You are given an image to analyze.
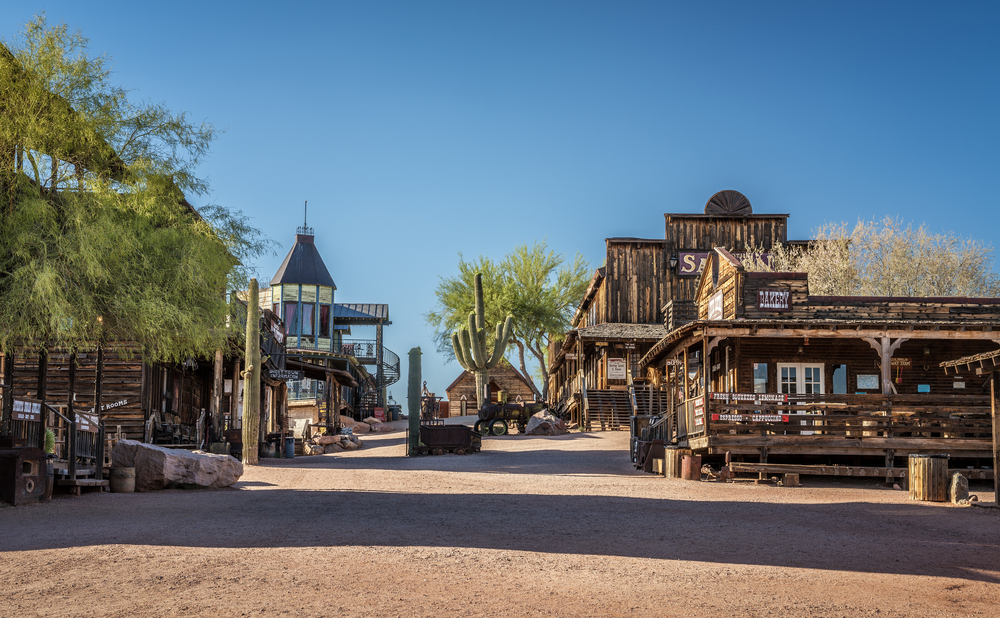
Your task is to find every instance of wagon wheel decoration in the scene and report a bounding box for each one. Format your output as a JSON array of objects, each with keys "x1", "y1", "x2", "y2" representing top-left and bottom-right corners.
[{"x1": 704, "y1": 190, "x2": 752, "y2": 215}]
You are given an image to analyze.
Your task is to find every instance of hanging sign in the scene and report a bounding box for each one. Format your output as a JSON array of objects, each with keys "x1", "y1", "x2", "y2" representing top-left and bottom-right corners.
[
  {"x1": 756, "y1": 288, "x2": 791, "y2": 312},
  {"x1": 890, "y1": 358, "x2": 912, "y2": 367},
  {"x1": 267, "y1": 369, "x2": 304, "y2": 381},
  {"x1": 607, "y1": 358, "x2": 627, "y2": 380},
  {"x1": 12, "y1": 400, "x2": 42, "y2": 422}
]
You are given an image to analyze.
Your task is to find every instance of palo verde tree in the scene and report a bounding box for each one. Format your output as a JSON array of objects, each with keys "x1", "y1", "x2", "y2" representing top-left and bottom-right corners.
[
  {"x1": 0, "y1": 16, "x2": 274, "y2": 361},
  {"x1": 427, "y1": 242, "x2": 590, "y2": 400},
  {"x1": 742, "y1": 217, "x2": 1000, "y2": 297}
]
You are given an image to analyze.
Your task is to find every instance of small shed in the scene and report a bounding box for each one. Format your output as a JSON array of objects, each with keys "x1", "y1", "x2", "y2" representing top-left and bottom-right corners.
[{"x1": 445, "y1": 364, "x2": 537, "y2": 414}]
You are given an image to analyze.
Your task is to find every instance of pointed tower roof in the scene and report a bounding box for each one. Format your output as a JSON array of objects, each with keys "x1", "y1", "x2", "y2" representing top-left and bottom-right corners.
[{"x1": 270, "y1": 230, "x2": 337, "y2": 289}]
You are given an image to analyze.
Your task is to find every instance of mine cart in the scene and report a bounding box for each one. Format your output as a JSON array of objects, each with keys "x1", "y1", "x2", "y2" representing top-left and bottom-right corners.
[
  {"x1": 0, "y1": 446, "x2": 48, "y2": 505},
  {"x1": 474, "y1": 402, "x2": 546, "y2": 436},
  {"x1": 416, "y1": 422, "x2": 480, "y2": 456}
]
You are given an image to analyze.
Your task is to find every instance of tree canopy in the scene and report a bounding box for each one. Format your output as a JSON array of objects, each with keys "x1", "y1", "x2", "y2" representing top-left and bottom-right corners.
[
  {"x1": 426, "y1": 242, "x2": 591, "y2": 398},
  {"x1": 743, "y1": 217, "x2": 1000, "y2": 297},
  {"x1": 0, "y1": 16, "x2": 273, "y2": 360}
]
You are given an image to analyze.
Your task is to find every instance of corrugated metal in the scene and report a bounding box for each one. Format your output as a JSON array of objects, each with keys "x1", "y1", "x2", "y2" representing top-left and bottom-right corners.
[{"x1": 334, "y1": 303, "x2": 390, "y2": 322}]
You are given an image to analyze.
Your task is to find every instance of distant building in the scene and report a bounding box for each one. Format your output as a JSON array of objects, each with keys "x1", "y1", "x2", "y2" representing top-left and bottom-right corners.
[{"x1": 445, "y1": 364, "x2": 537, "y2": 415}]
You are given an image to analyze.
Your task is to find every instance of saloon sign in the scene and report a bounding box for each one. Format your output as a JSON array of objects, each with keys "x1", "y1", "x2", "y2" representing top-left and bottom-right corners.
[
  {"x1": 676, "y1": 251, "x2": 771, "y2": 276},
  {"x1": 756, "y1": 288, "x2": 790, "y2": 312}
]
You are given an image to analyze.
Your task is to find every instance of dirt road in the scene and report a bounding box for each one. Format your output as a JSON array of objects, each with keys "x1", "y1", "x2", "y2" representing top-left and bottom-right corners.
[{"x1": 1, "y1": 426, "x2": 997, "y2": 617}]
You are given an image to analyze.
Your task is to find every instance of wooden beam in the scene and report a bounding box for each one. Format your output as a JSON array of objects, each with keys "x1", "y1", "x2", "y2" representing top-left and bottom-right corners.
[
  {"x1": 993, "y1": 376, "x2": 999, "y2": 503},
  {"x1": 706, "y1": 327, "x2": 1000, "y2": 342}
]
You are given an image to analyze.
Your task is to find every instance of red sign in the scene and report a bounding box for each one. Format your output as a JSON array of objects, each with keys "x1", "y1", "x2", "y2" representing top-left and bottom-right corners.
[
  {"x1": 374, "y1": 407, "x2": 385, "y2": 422},
  {"x1": 757, "y1": 288, "x2": 790, "y2": 311}
]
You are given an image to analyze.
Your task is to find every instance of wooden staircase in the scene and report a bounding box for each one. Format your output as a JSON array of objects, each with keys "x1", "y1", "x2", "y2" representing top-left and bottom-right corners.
[{"x1": 584, "y1": 389, "x2": 633, "y2": 430}]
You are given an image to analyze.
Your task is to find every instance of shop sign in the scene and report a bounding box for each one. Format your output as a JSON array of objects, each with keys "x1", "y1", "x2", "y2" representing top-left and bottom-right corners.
[
  {"x1": 607, "y1": 358, "x2": 627, "y2": 380},
  {"x1": 77, "y1": 412, "x2": 100, "y2": 433},
  {"x1": 665, "y1": 359, "x2": 683, "y2": 366},
  {"x1": 12, "y1": 399, "x2": 42, "y2": 422},
  {"x1": 708, "y1": 290, "x2": 724, "y2": 320},
  {"x1": 677, "y1": 252, "x2": 711, "y2": 276},
  {"x1": 268, "y1": 369, "x2": 304, "y2": 381},
  {"x1": 756, "y1": 288, "x2": 790, "y2": 312},
  {"x1": 711, "y1": 413, "x2": 790, "y2": 423},
  {"x1": 710, "y1": 392, "x2": 788, "y2": 403},
  {"x1": 271, "y1": 322, "x2": 285, "y2": 345},
  {"x1": 564, "y1": 353, "x2": 577, "y2": 360},
  {"x1": 100, "y1": 399, "x2": 130, "y2": 411},
  {"x1": 857, "y1": 375, "x2": 879, "y2": 390},
  {"x1": 890, "y1": 358, "x2": 911, "y2": 367}
]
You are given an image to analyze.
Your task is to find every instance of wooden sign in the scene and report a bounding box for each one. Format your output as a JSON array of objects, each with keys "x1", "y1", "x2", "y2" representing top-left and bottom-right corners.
[
  {"x1": 708, "y1": 290, "x2": 724, "y2": 320},
  {"x1": 711, "y1": 413, "x2": 790, "y2": 423},
  {"x1": 677, "y1": 251, "x2": 710, "y2": 276},
  {"x1": 665, "y1": 359, "x2": 683, "y2": 366},
  {"x1": 77, "y1": 412, "x2": 100, "y2": 433},
  {"x1": 100, "y1": 399, "x2": 131, "y2": 411},
  {"x1": 890, "y1": 358, "x2": 912, "y2": 367},
  {"x1": 710, "y1": 392, "x2": 788, "y2": 403},
  {"x1": 757, "y1": 288, "x2": 790, "y2": 312},
  {"x1": 607, "y1": 358, "x2": 627, "y2": 380},
  {"x1": 267, "y1": 369, "x2": 304, "y2": 381},
  {"x1": 564, "y1": 353, "x2": 577, "y2": 360},
  {"x1": 12, "y1": 400, "x2": 42, "y2": 422}
]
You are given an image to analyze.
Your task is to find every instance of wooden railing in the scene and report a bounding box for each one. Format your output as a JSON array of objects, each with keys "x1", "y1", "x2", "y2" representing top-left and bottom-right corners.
[{"x1": 705, "y1": 393, "x2": 992, "y2": 440}]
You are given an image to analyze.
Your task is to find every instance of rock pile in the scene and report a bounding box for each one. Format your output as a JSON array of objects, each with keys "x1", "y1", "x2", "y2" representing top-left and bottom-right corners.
[
  {"x1": 301, "y1": 433, "x2": 364, "y2": 456},
  {"x1": 524, "y1": 411, "x2": 569, "y2": 436}
]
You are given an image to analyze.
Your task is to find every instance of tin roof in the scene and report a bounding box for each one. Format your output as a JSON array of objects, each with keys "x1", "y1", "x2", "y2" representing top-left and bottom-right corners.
[
  {"x1": 270, "y1": 234, "x2": 336, "y2": 289},
  {"x1": 334, "y1": 303, "x2": 390, "y2": 324}
]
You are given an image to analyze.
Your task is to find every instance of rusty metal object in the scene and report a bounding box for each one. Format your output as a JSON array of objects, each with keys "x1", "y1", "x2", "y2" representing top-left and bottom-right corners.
[
  {"x1": 476, "y1": 402, "x2": 546, "y2": 434},
  {"x1": 417, "y1": 424, "x2": 480, "y2": 456},
  {"x1": 0, "y1": 447, "x2": 47, "y2": 505}
]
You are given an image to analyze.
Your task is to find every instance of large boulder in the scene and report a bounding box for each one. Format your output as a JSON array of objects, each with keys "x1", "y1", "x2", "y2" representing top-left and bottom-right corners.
[
  {"x1": 111, "y1": 440, "x2": 242, "y2": 491},
  {"x1": 951, "y1": 472, "x2": 970, "y2": 504},
  {"x1": 525, "y1": 411, "x2": 569, "y2": 436},
  {"x1": 314, "y1": 435, "x2": 341, "y2": 446}
]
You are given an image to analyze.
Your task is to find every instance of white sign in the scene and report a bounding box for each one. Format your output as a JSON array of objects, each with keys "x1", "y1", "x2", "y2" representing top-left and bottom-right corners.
[
  {"x1": 708, "y1": 290, "x2": 724, "y2": 320},
  {"x1": 607, "y1": 358, "x2": 627, "y2": 380}
]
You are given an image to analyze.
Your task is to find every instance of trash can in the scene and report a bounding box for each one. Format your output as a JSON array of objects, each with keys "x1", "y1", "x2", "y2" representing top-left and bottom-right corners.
[
  {"x1": 908, "y1": 454, "x2": 949, "y2": 501},
  {"x1": 285, "y1": 436, "x2": 295, "y2": 459}
]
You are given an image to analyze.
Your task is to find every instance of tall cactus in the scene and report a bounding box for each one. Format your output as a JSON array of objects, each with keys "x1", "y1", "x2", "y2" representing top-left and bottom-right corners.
[
  {"x1": 241, "y1": 278, "x2": 261, "y2": 465},
  {"x1": 452, "y1": 273, "x2": 514, "y2": 410},
  {"x1": 407, "y1": 347, "x2": 421, "y2": 455}
]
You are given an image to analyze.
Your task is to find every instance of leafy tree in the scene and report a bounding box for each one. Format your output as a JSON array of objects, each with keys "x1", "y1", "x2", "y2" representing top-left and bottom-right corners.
[
  {"x1": 0, "y1": 16, "x2": 273, "y2": 360},
  {"x1": 742, "y1": 217, "x2": 1000, "y2": 297},
  {"x1": 427, "y1": 242, "x2": 591, "y2": 399}
]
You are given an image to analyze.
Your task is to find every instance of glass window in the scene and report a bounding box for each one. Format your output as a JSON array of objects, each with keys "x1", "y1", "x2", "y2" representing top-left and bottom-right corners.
[
  {"x1": 781, "y1": 366, "x2": 798, "y2": 394},
  {"x1": 319, "y1": 305, "x2": 330, "y2": 338},
  {"x1": 283, "y1": 302, "x2": 297, "y2": 335},
  {"x1": 301, "y1": 304, "x2": 314, "y2": 337},
  {"x1": 753, "y1": 363, "x2": 768, "y2": 393},
  {"x1": 832, "y1": 364, "x2": 847, "y2": 394}
]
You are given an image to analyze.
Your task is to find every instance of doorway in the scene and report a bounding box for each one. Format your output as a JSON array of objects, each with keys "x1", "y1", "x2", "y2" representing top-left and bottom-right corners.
[{"x1": 778, "y1": 363, "x2": 824, "y2": 434}]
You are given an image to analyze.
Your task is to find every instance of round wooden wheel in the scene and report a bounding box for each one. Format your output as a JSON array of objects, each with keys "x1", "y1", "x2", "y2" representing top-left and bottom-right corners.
[
  {"x1": 454, "y1": 448, "x2": 466, "y2": 456},
  {"x1": 489, "y1": 419, "x2": 508, "y2": 436},
  {"x1": 432, "y1": 448, "x2": 445, "y2": 456}
]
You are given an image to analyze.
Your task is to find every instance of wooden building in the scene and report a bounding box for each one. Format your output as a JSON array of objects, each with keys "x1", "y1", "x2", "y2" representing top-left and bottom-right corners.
[
  {"x1": 548, "y1": 190, "x2": 793, "y2": 429},
  {"x1": 446, "y1": 364, "x2": 537, "y2": 415},
  {"x1": 636, "y1": 247, "x2": 998, "y2": 478}
]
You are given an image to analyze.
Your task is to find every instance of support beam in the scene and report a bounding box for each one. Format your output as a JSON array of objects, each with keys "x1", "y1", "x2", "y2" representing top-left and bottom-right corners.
[{"x1": 211, "y1": 349, "x2": 224, "y2": 442}]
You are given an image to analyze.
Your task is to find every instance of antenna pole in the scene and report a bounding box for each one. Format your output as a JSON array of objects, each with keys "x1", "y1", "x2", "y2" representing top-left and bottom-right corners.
[{"x1": 304, "y1": 200, "x2": 308, "y2": 227}]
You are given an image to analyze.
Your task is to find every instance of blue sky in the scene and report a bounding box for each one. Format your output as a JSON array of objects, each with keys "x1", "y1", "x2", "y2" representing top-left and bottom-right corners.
[{"x1": 5, "y1": 2, "x2": 999, "y2": 402}]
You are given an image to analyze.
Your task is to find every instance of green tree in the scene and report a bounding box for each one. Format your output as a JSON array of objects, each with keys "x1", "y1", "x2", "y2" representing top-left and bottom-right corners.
[
  {"x1": 742, "y1": 217, "x2": 1000, "y2": 297},
  {"x1": 427, "y1": 242, "x2": 591, "y2": 400},
  {"x1": 0, "y1": 16, "x2": 273, "y2": 360}
]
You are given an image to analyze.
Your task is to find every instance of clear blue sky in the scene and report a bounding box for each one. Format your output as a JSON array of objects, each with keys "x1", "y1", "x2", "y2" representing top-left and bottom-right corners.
[{"x1": 6, "y1": 2, "x2": 999, "y2": 403}]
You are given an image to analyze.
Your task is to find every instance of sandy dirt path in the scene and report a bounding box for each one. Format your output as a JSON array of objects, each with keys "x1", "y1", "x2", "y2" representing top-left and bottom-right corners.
[{"x1": 1, "y1": 425, "x2": 998, "y2": 617}]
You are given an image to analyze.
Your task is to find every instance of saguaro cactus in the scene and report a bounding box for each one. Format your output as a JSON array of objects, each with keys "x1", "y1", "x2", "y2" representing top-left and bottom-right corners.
[
  {"x1": 452, "y1": 273, "x2": 514, "y2": 410},
  {"x1": 407, "y1": 347, "x2": 422, "y2": 455},
  {"x1": 241, "y1": 278, "x2": 261, "y2": 465}
]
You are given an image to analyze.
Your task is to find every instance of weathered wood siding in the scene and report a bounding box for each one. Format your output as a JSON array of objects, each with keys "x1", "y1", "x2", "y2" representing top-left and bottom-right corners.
[{"x1": 446, "y1": 364, "x2": 536, "y2": 408}]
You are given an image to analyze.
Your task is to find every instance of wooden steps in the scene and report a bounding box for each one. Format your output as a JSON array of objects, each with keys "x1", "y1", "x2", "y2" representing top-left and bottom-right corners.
[{"x1": 585, "y1": 390, "x2": 633, "y2": 430}]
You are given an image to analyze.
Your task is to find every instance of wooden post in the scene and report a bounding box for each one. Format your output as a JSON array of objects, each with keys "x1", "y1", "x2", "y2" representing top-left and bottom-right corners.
[
  {"x1": 211, "y1": 348, "x2": 223, "y2": 441},
  {"x1": 992, "y1": 376, "x2": 999, "y2": 504},
  {"x1": 36, "y1": 348, "x2": 47, "y2": 401},
  {"x1": 68, "y1": 351, "x2": 77, "y2": 481},
  {"x1": 93, "y1": 345, "x2": 104, "y2": 481},
  {"x1": 230, "y1": 358, "x2": 241, "y2": 429},
  {"x1": 1, "y1": 352, "x2": 12, "y2": 437}
]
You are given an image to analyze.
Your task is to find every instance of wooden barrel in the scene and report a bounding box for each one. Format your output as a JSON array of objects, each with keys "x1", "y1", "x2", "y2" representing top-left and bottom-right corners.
[
  {"x1": 109, "y1": 467, "x2": 135, "y2": 493},
  {"x1": 908, "y1": 454, "x2": 949, "y2": 501},
  {"x1": 664, "y1": 449, "x2": 684, "y2": 478}
]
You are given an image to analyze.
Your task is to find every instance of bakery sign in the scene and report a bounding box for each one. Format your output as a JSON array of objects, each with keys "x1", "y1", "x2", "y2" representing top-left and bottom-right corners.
[{"x1": 756, "y1": 288, "x2": 790, "y2": 312}]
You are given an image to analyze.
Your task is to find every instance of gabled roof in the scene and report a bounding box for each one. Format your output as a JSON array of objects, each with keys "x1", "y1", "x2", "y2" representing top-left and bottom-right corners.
[
  {"x1": 445, "y1": 363, "x2": 533, "y2": 394},
  {"x1": 271, "y1": 234, "x2": 336, "y2": 288}
]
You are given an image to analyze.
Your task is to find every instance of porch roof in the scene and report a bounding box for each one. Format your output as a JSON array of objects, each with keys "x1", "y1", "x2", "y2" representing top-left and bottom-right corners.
[{"x1": 639, "y1": 317, "x2": 1000, "y2": 371}]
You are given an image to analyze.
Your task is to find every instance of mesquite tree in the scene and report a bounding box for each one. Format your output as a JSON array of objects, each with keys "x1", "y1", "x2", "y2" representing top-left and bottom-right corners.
[
  {"x1": 241, "y1": 278, "x2": 261, "y2": 465},
  {"x1": 452, "y1": 274, "x2": 514, "y2": 410}
]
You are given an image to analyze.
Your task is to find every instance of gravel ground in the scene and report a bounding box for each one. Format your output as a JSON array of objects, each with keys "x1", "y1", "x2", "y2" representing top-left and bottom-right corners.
[{"x1": 1, "y1": 419, "x2": 997, "y2": 617}]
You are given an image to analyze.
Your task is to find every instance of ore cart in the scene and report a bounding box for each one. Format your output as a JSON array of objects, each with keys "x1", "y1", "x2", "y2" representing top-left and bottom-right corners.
[
  {"x1": 474, "y1": 402, "x2": 546, "y2": 436},
  {"x1": 416, "y1": 422, "x2": 481, "y2": 456}
]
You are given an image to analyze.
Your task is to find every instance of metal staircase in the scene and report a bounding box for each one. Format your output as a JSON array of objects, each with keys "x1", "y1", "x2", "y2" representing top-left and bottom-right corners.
[{"x1": 347, "y1": 343, "x2": 400, "y2": 419}]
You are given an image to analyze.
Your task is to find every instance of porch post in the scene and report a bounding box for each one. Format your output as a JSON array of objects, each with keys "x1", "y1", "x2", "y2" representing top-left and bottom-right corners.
[
  {"x1": 0, "y1": 352, "x2": 12, "y2": 437},
  {"x1": 864, "y1": 336, "x2": 907, "y2": 395},
  {"x1": 992, "y1": 375, "x2": 999, "y2": 503},
  {"x1": 211, "y1": 348, "x2": 224, "y2": 441}
]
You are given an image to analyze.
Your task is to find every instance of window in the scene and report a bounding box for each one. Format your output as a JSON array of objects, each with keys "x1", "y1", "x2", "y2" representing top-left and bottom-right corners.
[
  {"x1": 832, "y1": 364, "x2": 847, "y2": 394},
  {"x1": 319, "y1": 305, "x2": 330, "y2": 338},
  {"x1": 301, "y1": 304, "x2": 314, "y2": 339},
  {"x1": 753, "y1": 362, "x2": 768, "y2": 393},
  {"x1": 283, "y1": 302, "x2": 297, "y2": 335}
]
